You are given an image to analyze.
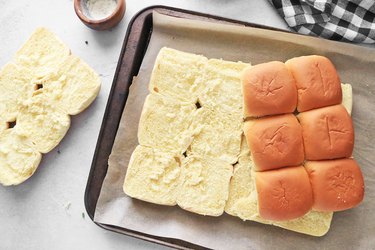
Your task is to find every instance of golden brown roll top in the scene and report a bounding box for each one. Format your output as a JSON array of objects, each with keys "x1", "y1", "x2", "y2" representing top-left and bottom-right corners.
[
  {"x1": 244, "y1": 114, "x2": 304, "y2": 172},
  {"x1": 305, "y1": 159, "x2": 364, "y2": 212},
  {"x1": 256, "y1": 166, "x2": 313, "y2": 221},
  {"x1": 285, "y1": 55, "x2": 342, "y2": 112},
  {"x1": 241, "y1": 61, "x2": 297, "y2": 118},
  {"x1": 298, "y1": 104, "x2": 354, "y2": 160}
]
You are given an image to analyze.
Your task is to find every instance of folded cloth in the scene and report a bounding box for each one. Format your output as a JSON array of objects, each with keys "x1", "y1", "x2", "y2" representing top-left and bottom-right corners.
[{"x1": 270, "y1": 0, "x2": 375, "y2": 43}]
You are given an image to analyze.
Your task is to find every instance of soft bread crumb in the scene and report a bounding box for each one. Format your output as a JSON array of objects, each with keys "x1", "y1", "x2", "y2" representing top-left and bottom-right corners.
[
  {"x1": 15, "y1": 27, "x2": 70, "y2": 80},
  {"x1": 188, "y1": 107, "x2": 242, "y2": 164},
  {"x1": 341, "y1": 83, "x2": 353, "y2": 115},
  {"x1": 138, "y1": 93, "x2": 197, "y2": 154},
  {"x1": 198, "y1": 59, "x2": 250, "y2": 116},
  {"x1": 0, "y1": 129, "x2": 42, "y2": 186},
  {"x1": 42, "y1": 55, "x2": 101, "y2": 115},
  {"x1": 123, "y1": 145, "x2": 181, "y2": 206},
  {"x1": 177, "y1": 155, "x2": 233, "y2": 216},
  {"x1": 149, "y1": 47, "x2": 208, "y2": 102},
  {"x1": 0, "y1": 63, "x2": 36, "y2": 121},
  {"x1": 16, "y1": 92, "x2": 70, "y2": 154}
]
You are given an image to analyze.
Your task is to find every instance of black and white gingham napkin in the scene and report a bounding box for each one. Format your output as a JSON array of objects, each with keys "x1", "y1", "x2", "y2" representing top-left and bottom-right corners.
[{"x1": 269, "y1": 0, "x2": 375, "y2": 43}]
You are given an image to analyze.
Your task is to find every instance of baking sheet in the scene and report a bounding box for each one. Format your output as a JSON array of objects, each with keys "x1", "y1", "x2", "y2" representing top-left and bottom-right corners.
[{"x1": 94, "y1": 11, "x2": 375, "y2": 249}]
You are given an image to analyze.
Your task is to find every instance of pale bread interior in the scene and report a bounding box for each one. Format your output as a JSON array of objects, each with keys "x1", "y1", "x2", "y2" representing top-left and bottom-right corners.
[
  {"x1": 16, "y1": 92, "x2": 71, "y2": 154},
  {"x1": 187, "y1": 107, "x2": 242, "y2": 164},
  {"x1": 0, "y1": 129, "x2": 42, "y2": 186},
  {"x1": 43, "y1": 55, "x2": 101, "y2": 115},
  {"x1": 149, "y1": 47, "x2": 207, "y2": 102},
  {"x1": 0, "y1": 63, "x2": 35, "y2": 121},
  {"x1": 137, "y1": 93, "x2": 197, "y2": 154},
  {"x1": 124, "y1": 47, "x2": 354, "y2": 236},
  {"x1": 177, "y1": 155, "x2": 233, "y2": 216},
  {"x1": 123, "y1": 145, "x2": 181, "y2": 206},
  {"x1": 0, "y1": 28, "x2": 100, "y2": 185},
  {"x1": 15, "y1": 27, "x2": 70, "y2": 80},
  {"x1": 197, "y1": 59, "x2": 250, "y2": 116}
]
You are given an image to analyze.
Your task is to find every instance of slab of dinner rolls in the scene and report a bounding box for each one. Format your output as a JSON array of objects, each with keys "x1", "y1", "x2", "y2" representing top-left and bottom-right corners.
[
  {"x1": 124, "y1": 48, "x2": 357, "y2": 236},
  {"x1": 138, "y1": 93, "x2": 197, "y2": 154},
  {"x1": 149, "y1": 47, "x2": 207, "y2": 102},
  {"x1": 15, "y1": 27, "x2": 70, "y2": 80},
  {"x1": 123, "y1": 145, "x2": 182, "y2": 206},
  {"x1": 16, "y1": 92, "x2": 71, "y2": 154},
  {"x1": 0, "y1": 28, "x2": 100, "y2": 186},
  {"x1": 197, "y1": 59, "x2": 250, "y2": 116},
  {"x1": 0, "y1": 63, "x2": 35, "y2": 122},
  {"x1": 43, "y1": 55, "x2": 101, "y2": 115},
  {"x1": 187, "y1": 107, "x2": 242, "y2": 164},
  {"x1": 177, "y1": 155, "x2": 233, "y2": 216},
  {"x1": 0, "y1": 129, "x2": 42, "y2": 186}
]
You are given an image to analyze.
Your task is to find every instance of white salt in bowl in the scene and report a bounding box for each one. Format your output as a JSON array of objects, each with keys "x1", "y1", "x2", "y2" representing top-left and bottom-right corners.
[{"x1": 74, "y1": 0, "x2": 126, "y2": 30}]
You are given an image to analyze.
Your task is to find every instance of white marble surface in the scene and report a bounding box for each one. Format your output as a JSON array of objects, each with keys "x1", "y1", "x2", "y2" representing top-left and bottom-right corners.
[{"x1": 0, "y1": 1, "x2": 285, "y2": 249}]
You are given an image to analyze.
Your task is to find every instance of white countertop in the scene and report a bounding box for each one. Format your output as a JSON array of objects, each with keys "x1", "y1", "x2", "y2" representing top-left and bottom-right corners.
[{"x1": 0, "y1": 1, "x2": 362, "y2": 249}]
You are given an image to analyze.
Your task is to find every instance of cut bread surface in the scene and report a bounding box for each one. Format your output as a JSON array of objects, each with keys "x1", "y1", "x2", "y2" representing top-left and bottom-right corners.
[
  {"x1": 0, "y1": 129, "x2": 42, "y2": 186},
  {"x1": 0, "y1": 27, "x2": 100, "y2": 185},
  {"x1": 138, "y1": 93, "x2": 197, "y2": 154},
  {"x1": 177, "y1": 155, "x2": 233, "y2": 216},
  {"x1": 123, "y1": 145, "x2": 181, "y2": 206}
]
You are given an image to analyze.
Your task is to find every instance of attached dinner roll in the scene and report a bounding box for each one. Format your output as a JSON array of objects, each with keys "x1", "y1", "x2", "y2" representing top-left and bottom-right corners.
[
  {"x1": 0, "y1": 63, "x2": 36, "y2": 122},
  {"x1": 149, "y1": 47, "x2": 208, "y2": 102},
  {"x1": 198, "y1": 59, "x2": 250, "y2": 116},
  {"x1": 244, "y1": 114, "x2": 304, "y2": 171},
  {"x1": 138, "y1": 93, "x2": 197, "y2": 154},
  {"x1": 15, "y1": 27, "x2": 70, "y2": 80},
  {"x1": 0, "y1": 129, "x2": 42, "y2": 186},
  {"x1": 305, "y1": 159, "x2": 364, "y2": 212},
  {"x1": 225, "y1": 159, "x2": 257, "y2": 218},
  {"x1": 16, "y1": 92, "x2": 71, "y2": 154},
  {"x1": 256, "y1": 166, "x2": 313, "y2": 221},
  {"x1": 188, "y1": 107, "x2": 242, "y2": 164},
  {"x1": 241, "y1": 61, "x2": 297, "y2": 118},
  {"x1": 285, "y1": 55, "x2": 342, "y2": 112},
  {"x1": 177, "y1": 155, "x2": 233, "y2": 216},
  {"x1": 43, "y1": 55, "x2": 101, "y2": 115},
  {"x1": 298, "y1": 104, "x2": 354, "y2": 160},
  {"x1": 123, "y1": 145, "x2": 181, "y2": 206}
]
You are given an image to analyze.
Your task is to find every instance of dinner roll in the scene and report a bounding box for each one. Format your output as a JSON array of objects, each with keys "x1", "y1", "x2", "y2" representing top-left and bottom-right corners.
[
  {"x1": 256, "y1": 166, "x2": 313, "y2": 221},
  {"x1": 241, "y1": 61, "x2": 297, "y2": 118},
  {"x1": 244, "y1": 114, "x2": 304, "y2": 171},
  {"x1": 123, "y1": 145, "x2": 181, "y2": 206},
  {"x1": 305, "y1": 159, "x2": 364, "y2": 212},
  {"x1": 285, "y1": 55, "x2": 342, "y2": 112},
  {"x1": 177, "y1": 155, "x2": 233, "y2": 216},
  {"x1": 298, "y1": 105, "x2": 354, "y2": 160}
]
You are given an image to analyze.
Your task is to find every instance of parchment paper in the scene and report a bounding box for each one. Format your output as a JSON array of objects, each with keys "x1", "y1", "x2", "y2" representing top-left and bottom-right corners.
[{"x1": 94, "y1": 12, "x2": 375, "y2": 250}]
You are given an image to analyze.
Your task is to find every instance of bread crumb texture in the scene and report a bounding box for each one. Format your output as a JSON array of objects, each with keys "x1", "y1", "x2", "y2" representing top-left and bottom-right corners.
[
  {"x1": 0, "y1": 28, "x2": 101, "y2": 185},
  {"x1": 124, "y1": 48, "x2": 355, "y2": 236}
]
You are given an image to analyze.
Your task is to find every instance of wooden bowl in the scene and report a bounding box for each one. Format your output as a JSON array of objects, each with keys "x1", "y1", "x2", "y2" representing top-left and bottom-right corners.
[{"x1": 74, "y1": 0, "x2": 126, "y2": 30}]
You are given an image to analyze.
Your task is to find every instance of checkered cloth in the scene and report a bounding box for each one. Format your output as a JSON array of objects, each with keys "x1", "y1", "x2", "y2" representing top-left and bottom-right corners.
[{"x1": 269, "y1": 0, "x2": 375, "y2": 43}]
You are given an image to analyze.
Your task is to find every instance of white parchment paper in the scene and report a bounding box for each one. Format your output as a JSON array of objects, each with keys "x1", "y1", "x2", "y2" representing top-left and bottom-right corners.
[{"x1": 94, "y1": 12, "x2": 375, "y2": 250}]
